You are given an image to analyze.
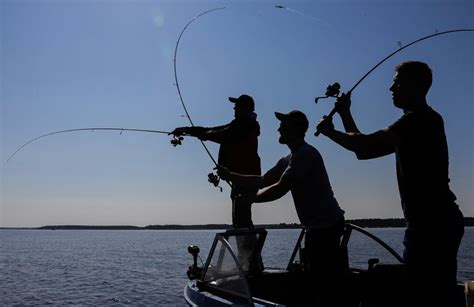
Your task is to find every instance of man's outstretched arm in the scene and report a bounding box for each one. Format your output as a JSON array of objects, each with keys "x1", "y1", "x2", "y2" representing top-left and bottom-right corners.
[
  {"x1": 217, "y1": 161, "x2": 291, "y2": 204},
  {"x1": 216, "y1": 160, "x2": 285, "y2": 191},
  {"x1": 216, "y1": 166, "x2": 290, "y2": 204},
  {"x1": 317, "y1": 117, "x2": 397, "y2": 160},
  {"x1": 254, "y1": 177, "x2": 291, "y2": 203},
  {"x1": 217, "y1": 167, "x2": 262, "y2": 190},
  {"x1": 170, "y1": 126, "x2": 207, "y2": 137}
]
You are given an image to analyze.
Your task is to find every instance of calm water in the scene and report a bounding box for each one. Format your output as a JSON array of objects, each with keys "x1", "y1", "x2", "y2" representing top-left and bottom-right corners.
[{"x1": 1, "y1": 228, "x2": 473, "y2": 305}]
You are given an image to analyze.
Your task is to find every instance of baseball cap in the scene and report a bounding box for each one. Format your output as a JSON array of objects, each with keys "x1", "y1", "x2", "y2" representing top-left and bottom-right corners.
[
  {"x1": 275, "y1": 110, "x2": 309, "y2": 133},
  {"x1": 228, "y1": 94, "x2": 255, "y2": 111}
]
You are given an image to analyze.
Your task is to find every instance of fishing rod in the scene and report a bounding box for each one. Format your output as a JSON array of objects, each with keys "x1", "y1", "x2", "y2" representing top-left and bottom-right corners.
[
  {"x1": 6, "y1": 127, "x2": 177, "y2": 163},
  {"x1": 7, "y1": 8, "x2": 227, "y2": 191},
  {"x1": 172, "y1": 7, "x2": 227, "y2": 191},
  {"x1": 8, "y1": 8, "x2": 227, "y2": 190},
  {"x1": 313, "y1": 28, "x2": 474, "y2": 136}
]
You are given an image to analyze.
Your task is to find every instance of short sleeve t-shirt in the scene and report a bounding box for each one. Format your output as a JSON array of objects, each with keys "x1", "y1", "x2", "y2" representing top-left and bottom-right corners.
[
  {"x1": 387, "y1": 106, "x2": 458, "y2": 228},
  {"x1": 266, "y1": 142, "x2": 344, "y2": 229}
]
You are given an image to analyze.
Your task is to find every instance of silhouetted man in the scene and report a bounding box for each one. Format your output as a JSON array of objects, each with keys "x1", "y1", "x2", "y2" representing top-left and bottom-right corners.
[
  {"x1": 317, "y1": 61, "x2": 464, "y2": 306},
  {"x1": 218, "y1": 110, "x2": 346, "y2": 306},
  {"x1": 171, "y1": 94, "x2": 261, "y2": 229}
]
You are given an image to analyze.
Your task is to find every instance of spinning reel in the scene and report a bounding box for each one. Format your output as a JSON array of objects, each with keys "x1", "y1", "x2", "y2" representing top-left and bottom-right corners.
[
  {"x1": 170, "y1": 135, "x2": 184, "y2": 146},
  {"x1": 208, "y1": 173, "x2": 223, "y2": 192},
  {"x1": 313, "y1": 82, "x2": 346, "y2": 137},
  {"x1": 314, "y1": 82, "x2": 342, "y2": 103}
]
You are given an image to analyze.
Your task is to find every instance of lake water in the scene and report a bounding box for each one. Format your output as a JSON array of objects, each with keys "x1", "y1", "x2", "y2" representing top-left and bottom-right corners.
[{"x1": 1, "y1": 228, "x2": 473, "y2": 306}]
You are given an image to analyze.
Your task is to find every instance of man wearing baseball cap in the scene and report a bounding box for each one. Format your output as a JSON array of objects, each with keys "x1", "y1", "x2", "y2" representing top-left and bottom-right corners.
[
  {"x1": 217, "y1": 110, "x2": 346, "y2": 306},
  {"x1": 171, "y1": 94, "x2": 261, "y2": 229}
]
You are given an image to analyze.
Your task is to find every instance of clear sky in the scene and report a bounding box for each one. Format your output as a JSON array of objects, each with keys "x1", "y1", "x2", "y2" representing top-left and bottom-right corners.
[{"x1": 1, "y1": 0, "x2": 473, "y2": 227}]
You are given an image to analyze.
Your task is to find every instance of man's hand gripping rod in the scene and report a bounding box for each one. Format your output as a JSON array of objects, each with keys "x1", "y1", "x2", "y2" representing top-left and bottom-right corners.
[{"x1": 314, "y1": 82, "x2": 342, "y2": 136}]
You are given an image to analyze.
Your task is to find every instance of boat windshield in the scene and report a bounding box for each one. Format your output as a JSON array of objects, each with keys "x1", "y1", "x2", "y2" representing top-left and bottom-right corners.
[{"x1": 200, "y1": 229, "x2": 267, "y2": 302}]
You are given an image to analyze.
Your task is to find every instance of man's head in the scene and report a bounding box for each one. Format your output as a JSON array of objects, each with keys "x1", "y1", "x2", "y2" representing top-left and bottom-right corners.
[
  {"x1": 390, "y1": 61, "x2": 432, "y2": 110},
  {"x1": 275, "y1": 110, "x2": 309, "y2": 144},
  {"x1": 229, "y1": 94, "x2": 255, "y2": 118}
]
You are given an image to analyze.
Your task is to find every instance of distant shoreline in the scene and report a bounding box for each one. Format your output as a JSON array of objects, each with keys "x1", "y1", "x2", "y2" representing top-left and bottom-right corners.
[{"x1": 1, "y1": 217, "x2": 473, "y2": 230}]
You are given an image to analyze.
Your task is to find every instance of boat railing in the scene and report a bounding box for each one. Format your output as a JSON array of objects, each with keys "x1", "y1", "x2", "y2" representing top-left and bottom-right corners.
[
  {"x1": 286, "y1": 228, "x2": 305, "y2": 271},
  {"x1": 285, "y1": 223, "x2": 404, "y2": 272},
  {"x1": 341, "y1": 223, "x2": 404, "y2": 264}
]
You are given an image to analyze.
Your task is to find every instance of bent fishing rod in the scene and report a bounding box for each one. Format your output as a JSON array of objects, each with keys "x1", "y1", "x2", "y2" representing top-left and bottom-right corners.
[
  {"x1": 172, "y1": 7, "x2": 228, "y2": 190},
  {"x1": 6, "y1": 8, "x2": 227, "y2": 191},
  {"x1": 6, "y1": 127, "x2": 180, "y2": 163},
  {"x1": 313, "y1": 28, "x2": 474, "y2": 136}
]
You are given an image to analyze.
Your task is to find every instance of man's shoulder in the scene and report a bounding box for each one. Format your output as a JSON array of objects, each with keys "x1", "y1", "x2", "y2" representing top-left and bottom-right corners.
[
  {"x1": 300, "y1": 142, "x2": 321, "y2": 154},
  {"x1": 387, "y1": 106, "x2": 446, "y2": 140},
  {"x1": 392, "y1": 106, "x2": 443, "y2": 126},
  {"x1": 424, "y1": 106, "x2": 444, "y2": 122},
  {"x1": 292, "y1": 142, "x2": 322, "y2": 162},
  {"x1": 232, "y1": 116, "x2": 260, "y2": 127},
  {"x1": 273, "y1": 154, "x2": 291, "y2": 171},
  {"x1": 234, "y1": 117, "x2": 261, "y2": 137}
]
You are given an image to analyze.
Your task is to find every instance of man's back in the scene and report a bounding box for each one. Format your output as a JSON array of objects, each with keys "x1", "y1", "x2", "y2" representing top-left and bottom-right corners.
[
  {"x1": 272, "y1": 141, "x2": 344, "y2": 229},
  {"x1": 388, "y1": 105, "x2": 458, "y2": 228}
]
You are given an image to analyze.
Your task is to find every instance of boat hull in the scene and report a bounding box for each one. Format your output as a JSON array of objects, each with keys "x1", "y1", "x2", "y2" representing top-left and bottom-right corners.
[{"x1": 184, "y1": 281, "x2": 241, "y2": 307}]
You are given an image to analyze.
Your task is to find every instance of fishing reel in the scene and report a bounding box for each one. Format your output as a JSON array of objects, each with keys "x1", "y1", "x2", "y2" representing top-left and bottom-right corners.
[
  {"x1": 314, "y1": 82, "x2": 345, "y2": 137},
  {"x1": 170, "y1": 135, "x2": 184, "y2": 146},
  {"x1": 208, "y1": 172, "x2": 223, "y2": 192},
  {"x1": 314, "y1": 82, "x2": 341, "y2": 103}
]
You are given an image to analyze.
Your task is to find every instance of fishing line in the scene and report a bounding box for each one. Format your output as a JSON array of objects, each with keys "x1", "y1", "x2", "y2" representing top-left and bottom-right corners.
[
  {"x1": 6, "y1": 128, "x2": 171, "y2": 163},
  {"x1": 349, "y1": 29, "x2": 474, "y2": 94},
  {"x1": 275, "y1": 5, "x2": 337, "y2": 34},
  {"x1": 314, "y1": 28, "x2": 474, "y2": 135}
]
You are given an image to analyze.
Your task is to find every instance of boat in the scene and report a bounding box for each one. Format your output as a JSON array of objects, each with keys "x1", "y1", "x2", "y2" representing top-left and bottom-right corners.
[{"x1": 183, "y1": 224, "x2": 467, "y2": 306}]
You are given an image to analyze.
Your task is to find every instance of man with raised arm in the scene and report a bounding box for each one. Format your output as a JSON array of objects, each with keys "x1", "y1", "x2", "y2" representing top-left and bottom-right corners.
[
  {"x1": 316, "y1": 61, "x2": 464, "y2": 306},
  {"x1": 171, "y1": 94, "x2": 261, "y2": 229}
]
